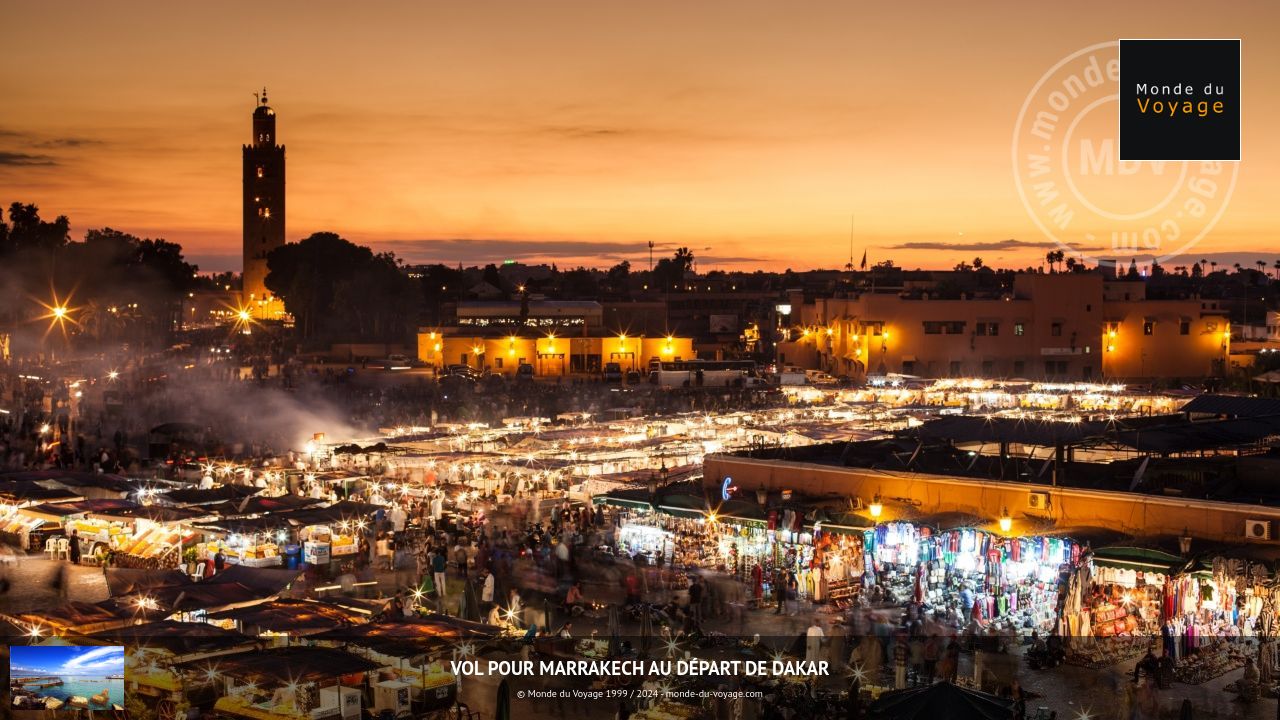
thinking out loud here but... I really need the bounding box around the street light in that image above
[868,493,883,519]
[998,508,1013,533]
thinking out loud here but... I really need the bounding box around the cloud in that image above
[885,238,1083,252]
[61,646,125,674]
[34,137,103,149]
[369,238,763,267]
[540,125,631,139]
[0,151,57,166]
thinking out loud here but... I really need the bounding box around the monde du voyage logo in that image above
[1013,40,1240,265]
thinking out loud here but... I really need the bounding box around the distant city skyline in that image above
[10,646,125,676]
[2,1,1278,273]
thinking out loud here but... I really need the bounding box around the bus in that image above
[647,359,763,388]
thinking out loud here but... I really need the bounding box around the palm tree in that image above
[1256,260,1267,274]
[1273,260,1280,280]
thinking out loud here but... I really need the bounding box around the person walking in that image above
[806,620,826,664]
[432,548,449,600]
[68,530,81,565]
[687,575,704,624]
[893,633,908,689]
[481,569,496,614]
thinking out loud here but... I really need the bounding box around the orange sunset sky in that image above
[1,1,1276,273]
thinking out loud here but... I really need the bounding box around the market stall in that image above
[863,522,1076,637]
[180,647,379,720]
[0,481,83,550]
[88,505,210,569]
[95,621,256,720]
[312,615,505,713]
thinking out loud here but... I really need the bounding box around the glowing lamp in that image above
[998,508,1012,533]
[868,494,883,519]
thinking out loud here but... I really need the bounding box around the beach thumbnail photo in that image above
[10,645,126,714]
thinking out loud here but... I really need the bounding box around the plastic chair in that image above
[44,537,58,559]
[192,563,206,580]
[55,537,70,561]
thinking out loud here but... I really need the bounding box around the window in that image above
[949,360,961,375]
[1014,323,1026,336]
[975,322,999,336]
[460,353,469,365]
[1143,321,1154,336]
[902,361,916,375]
[1082,365,1094,380]
[494,358,504,369]
[981,360,994,376]
[1051,322,1063,337]
[1013,360,1025,376]
[256,166,264,178]
[1085,304,1092,312]
[924,321,966,334]
[1179,319,1190,335]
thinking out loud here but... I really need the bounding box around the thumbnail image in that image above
[10,645,125,714]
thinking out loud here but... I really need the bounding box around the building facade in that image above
[418,300,694,376]
[417,333,695,376]
[778,273,1229,381]
[242,88,287,319]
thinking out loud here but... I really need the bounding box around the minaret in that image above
[242,87,286,316]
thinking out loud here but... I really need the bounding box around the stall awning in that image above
[21,499,139,521]
[1090,546,1182,572]
[157,485,258,506]
[0,481,82,504]
[593,494,653,511]
[90,505,212,523]
[90,620,253,654]
[206,599,367,633]
[312,614,503,659]
[174,646,381,684]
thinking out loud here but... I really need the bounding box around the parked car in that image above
[603,362,623,383]
[444,364,481,380]
[516,363,535,382]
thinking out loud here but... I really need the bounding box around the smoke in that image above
[109,359,371,455]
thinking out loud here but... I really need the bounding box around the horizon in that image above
[3,2,1277,274]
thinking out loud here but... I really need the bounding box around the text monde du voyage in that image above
[1134,83,1228,118]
